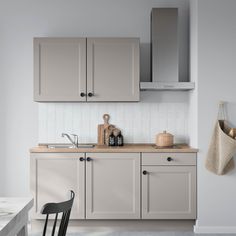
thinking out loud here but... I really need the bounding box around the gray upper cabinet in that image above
[34,38,87,102]
[34,37,140,102]
[86,38,140,102]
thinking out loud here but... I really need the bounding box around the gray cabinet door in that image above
[34,38,86,101]
[87,38,140,101]
[86,153,141,219]
[142,166,196,219]
[30,153,85,219]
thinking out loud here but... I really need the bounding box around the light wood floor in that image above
[29,220,235,236]
[29,231,235,236]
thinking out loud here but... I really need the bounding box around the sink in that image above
[48,144,94,149]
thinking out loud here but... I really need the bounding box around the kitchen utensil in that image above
[97,114,116,145]
[97,114,110,145]
[104,124,115,145]
[113,128,121,137]
[108,131,116,146]
[156,130,174,147]
[113,128,123,146]
[116,133,124,146]
[103,114,110,127]
[97,124,105,145]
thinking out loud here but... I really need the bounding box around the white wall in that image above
[188,0,198,148]
[0,0,190,197]
[38,92,189,144]
[0,15,38,196]
[192,0,236,233]
[0,32,6,195]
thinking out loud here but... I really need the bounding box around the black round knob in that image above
[79,157,85,162]
[167,157,173,162]
[143,170,147,175]
[80,92,85,97]
[88,92,93,97]
[87,157,92,162]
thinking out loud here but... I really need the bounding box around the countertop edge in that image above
[30,144,198,153]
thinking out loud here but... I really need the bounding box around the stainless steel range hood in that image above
[140,8,194,90]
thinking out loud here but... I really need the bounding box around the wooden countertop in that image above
[30,144,198,153]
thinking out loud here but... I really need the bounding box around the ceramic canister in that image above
[155,130,174,147]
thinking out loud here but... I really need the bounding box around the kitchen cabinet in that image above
[30,150,196,220]
[34,37,140,102]
[30,152,140,219]
[86,153,140,219]
[86,38,140,101]
[34,38,87,102]
[141,153,196,219]
[30,153,85,219]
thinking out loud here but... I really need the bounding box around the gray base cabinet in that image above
[30,152,196,220]
[30,152,140,220]
[34,38,140,102]
[30,153,85,219]
[141,153,196,219]
[86,153,140,219]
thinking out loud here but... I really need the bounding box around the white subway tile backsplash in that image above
[38,101,189,144]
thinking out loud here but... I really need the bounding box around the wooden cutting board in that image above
[97,114,110,145]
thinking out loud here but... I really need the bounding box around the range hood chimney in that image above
[140,8,194,90]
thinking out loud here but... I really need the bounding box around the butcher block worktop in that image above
[30,144,198,153]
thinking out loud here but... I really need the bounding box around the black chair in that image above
[41,190,75,236]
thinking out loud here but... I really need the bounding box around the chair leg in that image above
[61,211,70,236]
[42,214,49,236]
[58,212,67,236]
[51,213,58,236]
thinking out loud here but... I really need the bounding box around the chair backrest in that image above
[41,190,75,236]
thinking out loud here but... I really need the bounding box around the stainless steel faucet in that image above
[61,133,78,148]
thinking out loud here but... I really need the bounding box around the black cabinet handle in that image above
[87,157,92,162]
[79,157,85,162]
[143,170,147,175]
[88,93,93,97]
[80,92,86,97]
[167,157,173,162]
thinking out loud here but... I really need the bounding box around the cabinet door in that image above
[34,38,86,101]
[142,166,196,219]
[30,153,85,219]
[87,38,140,101]
[86,153,140,219]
